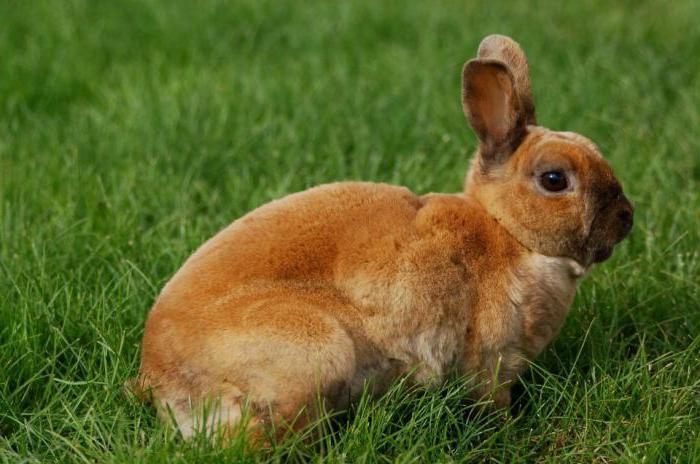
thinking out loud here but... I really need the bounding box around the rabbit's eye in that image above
[540,171,568,192]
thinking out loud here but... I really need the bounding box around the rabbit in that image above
[129,35,633,440]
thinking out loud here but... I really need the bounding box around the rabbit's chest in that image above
[514,254,584,358]
[459,253,584,399]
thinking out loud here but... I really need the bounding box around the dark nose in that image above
[617,201,634,235]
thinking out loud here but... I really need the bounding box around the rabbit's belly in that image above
[345,288,469,386]
[344,321,464,399]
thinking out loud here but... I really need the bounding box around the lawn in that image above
[1,0,699,462]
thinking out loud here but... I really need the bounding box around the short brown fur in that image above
[132,35,633,440]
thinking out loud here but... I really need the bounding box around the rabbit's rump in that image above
[141,287,367,439]
[137,182,428,438]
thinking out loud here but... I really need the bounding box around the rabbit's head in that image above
[462,35,633,267]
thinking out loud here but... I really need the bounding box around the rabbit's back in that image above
[156,181,426,313]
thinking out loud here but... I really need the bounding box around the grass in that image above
[1,0,699,462]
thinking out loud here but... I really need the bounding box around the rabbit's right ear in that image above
[462,35,536,164]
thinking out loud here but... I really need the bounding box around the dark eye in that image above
[539,171,568,192]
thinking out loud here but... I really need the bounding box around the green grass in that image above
[1,0,699,462]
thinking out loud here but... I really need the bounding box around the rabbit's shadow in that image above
[303,377,536,452]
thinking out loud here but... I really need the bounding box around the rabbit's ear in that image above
[477,35,536,126]
[462,35,535,164]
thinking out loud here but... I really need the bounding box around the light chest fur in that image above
[459,253,583,402]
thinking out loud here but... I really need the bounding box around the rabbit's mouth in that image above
[592,246,614,263]
[585,190,633,265]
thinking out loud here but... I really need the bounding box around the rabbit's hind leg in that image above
[142,293,359,442]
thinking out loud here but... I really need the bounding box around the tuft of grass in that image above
[1,0,698,462]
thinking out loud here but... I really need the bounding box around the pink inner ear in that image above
[471,67,513,144]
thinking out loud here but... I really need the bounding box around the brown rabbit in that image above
[131,35,633,439]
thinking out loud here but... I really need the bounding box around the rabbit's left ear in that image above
[461,35,536,164]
